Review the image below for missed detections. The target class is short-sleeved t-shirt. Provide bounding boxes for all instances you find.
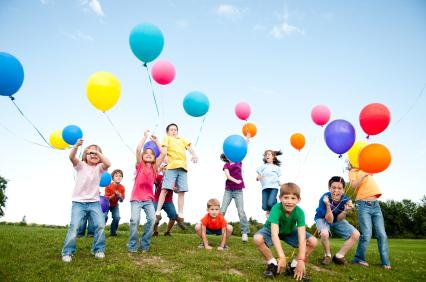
[72,161,106,202]
[130,162,156,202]
[201,213,227,231]
[223,162,245,190]
[349,169,382,200]
[264,203,305,235]
[105,183,125,207]
[314,192,350,222]
[256,164,281,190]
[162,136,191,171]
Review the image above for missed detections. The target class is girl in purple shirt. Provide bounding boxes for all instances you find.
[219,153,250,242]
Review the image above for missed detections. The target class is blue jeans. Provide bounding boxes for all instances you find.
[77,213,95,237]
[62,201,106,256]
[354,200,390,266]
[315,218,357,240]
[105,205,120,235]
[128,201,155,252]
[153,202,178,220]
[262,188,278,211]
[221,189,250,234]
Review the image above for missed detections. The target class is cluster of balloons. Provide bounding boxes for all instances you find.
[235,102,257,139]
[50,125,83,150]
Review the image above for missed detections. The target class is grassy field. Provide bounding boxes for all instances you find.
[0,224,425,281]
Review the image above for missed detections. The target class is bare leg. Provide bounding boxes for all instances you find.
[305,236,318,258]
[254,234,274,261]
[320,231,331,255]
[338,230,360,256]
[177,192,185,216]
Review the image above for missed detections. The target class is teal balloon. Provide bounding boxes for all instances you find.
[0,52,24,97]
[183,91,210,117]
[129,23,164,63]
[223,135,248,163]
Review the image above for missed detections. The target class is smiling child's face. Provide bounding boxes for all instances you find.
[329,181,344,201]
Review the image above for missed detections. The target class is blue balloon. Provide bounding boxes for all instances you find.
[100,195,110,213]
[324,119,356,155]
[143,141,160,158]
[129,23,164,63]
[0,52,24,97]
[62,125,83,145]
[99,172,112,187]
[183,91,210,117]
[223,135,248,163]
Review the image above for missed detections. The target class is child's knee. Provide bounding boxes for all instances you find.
[319,230,329,239]
[352,230,360,240]
[227,224,233,233]
[308,236,318,248]
[253,234,264,246]
[194,223,201,232]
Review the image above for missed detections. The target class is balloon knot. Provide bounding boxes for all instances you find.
[9,96,15,101]
[143,63,148,68]
[338,154,342,159]
[366,135,370,139]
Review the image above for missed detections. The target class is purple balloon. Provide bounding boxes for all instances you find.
[324,119,356,155]
[100,196,109,213]
[143,141,160,158]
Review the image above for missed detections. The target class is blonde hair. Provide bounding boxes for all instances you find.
[81,144,102,163]
[207,198,221,208]
[279,182,301,199]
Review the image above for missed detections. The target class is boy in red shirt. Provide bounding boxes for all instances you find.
[104,169,125,236]
[195,198,233,251]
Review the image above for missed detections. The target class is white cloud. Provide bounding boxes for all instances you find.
[216,4,241,20]
[80,0,105,16]
[270,22,304,39]
[62,30,94,41]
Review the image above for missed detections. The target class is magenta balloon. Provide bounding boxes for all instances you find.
[151,60,176,85]
[235,102,251,120]
[311,105,331,126]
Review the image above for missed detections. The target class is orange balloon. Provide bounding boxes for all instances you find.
[242,122,257,138]
[358,143,391,173]
[290,133,305,151]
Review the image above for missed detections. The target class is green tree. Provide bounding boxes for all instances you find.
[0,176,7,217]
[413,196,426,237]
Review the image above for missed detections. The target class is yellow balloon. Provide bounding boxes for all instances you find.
[348,140,368,168]
[50,130,69,150]
[86,72,121,112]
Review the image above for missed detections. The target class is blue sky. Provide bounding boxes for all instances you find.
[1,0,425,226]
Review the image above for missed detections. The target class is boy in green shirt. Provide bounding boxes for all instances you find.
[254,183,317,280]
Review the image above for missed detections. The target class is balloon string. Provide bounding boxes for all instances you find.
[0,120,51,149]
[194,115,207,148]
[394,82,426,126]
[295,133,319,182]
[9,97,53,148]
[143,63,160,133]
[103,112,134,155]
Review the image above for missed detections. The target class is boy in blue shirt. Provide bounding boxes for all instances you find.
[314,176,360,265]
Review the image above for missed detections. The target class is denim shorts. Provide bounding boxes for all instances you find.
[256,226,311,248]
[153,202,177,220]
[162,168,188,192]
[315,218,356,240]
[206,228,222,235]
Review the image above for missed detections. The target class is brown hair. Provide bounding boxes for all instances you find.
[279,182,301,199]
[81,144,102,163]
[111,169,123,178]
[263,150,283,166]
[207,198,221,208]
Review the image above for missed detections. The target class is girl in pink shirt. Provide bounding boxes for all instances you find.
[128,130,166,252]
[62,139,111,263]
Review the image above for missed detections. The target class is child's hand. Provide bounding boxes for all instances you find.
[75,139,83,147]
[323,196,330,205]
[235,179,242,184]
[151,135,158,142]
[277,257,287,273]
[191,155,198,163]
[205,245,212,250]
[256,175,263,181]
[143,130,149,138]
[345,203,353,211]
[294,260,305,281]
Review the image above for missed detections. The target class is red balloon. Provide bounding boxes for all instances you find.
[359,103,390,137]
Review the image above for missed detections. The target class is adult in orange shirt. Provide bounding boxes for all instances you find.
[349,166,391,269]
[195,198,233,251]
[104,169,125,236]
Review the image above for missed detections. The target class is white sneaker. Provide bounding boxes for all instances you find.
[94,252,105,259]
[62,255,72,262]
[242,233,248,242]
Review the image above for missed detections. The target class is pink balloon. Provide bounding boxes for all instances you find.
[151,60,176,85]
[311,105,331,126]
[235,102,251,120]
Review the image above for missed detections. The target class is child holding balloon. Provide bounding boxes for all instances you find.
[128,130,166,253]
[256,150,283,217]
[219,153,250,242]
[61,139,110,262]
[104,169,125,236]
[155,123,198,230]
[348,165,391,269]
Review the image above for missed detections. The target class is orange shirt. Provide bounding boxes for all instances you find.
[349,169,382,201]
[105,183,125,207]
[201,213,227,230]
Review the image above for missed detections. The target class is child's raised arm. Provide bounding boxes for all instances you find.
[187,144,198,163]
[69,139,83,166]
[136,130,149,165]
[271,224,286,273]
[153,135,166,167]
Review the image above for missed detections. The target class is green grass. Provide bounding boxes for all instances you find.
[0,224,425,281]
